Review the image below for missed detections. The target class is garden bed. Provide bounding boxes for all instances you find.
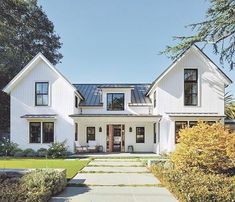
[0,169,67,202]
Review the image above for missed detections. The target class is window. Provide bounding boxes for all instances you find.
[75,123,78,141]
[153,91,156,108]
[136,127,145,143]
[29,122,54,143]
[189,121,198,128]
[35,82,49,106]
[42,122,54,143]
[206,121,216,125]
[184,69,198,106]
[153,123,156,143]
[87,127,95,143]
[107,93,124,111]
[75,96,78,108]
[29,122,41,143]
[175,121,187,143]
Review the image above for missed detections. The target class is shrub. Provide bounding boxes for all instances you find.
[151,162,235,202]
[0,137,19,156]
[171,122,235,173]
[48,141,68,158]
[37,148,48,157]
[24,148,37,157]
[14,151,26,157]
[20,169,67,202]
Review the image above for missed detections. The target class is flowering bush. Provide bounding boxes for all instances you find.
[171,121,235,173]
[0,137,19,156]
[47,141,68,158]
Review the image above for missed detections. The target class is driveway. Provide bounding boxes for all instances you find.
[51,158,177,202]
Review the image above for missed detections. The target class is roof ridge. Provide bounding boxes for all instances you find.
[73,83,151,85]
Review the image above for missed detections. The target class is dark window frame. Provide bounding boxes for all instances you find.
[153,91,156,108]
[35,82,49,106]
[107,93,125,111]
[29,122,41,143]
[87,127,95,143]
[175,121,187,144]
[42,122,54,143]
[75,96,78,108]
[75,123,78,141]
[136,127,145,143]
[184,69,198,106]
[153,123,156,143]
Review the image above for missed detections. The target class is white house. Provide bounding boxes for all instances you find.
[3,45,232,154]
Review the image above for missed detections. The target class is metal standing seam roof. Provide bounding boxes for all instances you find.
[73,84,152,106]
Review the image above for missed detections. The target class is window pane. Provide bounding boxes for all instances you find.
[153,123,156,143]
[42,95,48,105]
[36,95,43,105]
[75,123,78,141]
[43,122,54,143]
[136,127,145,143]
[42,83,48,94]
[175,121,187,143]
[107,93,124,111]
[184,70,197,81]
[189,121,198,128]
[87,127,95,143]
[30,122,41,143]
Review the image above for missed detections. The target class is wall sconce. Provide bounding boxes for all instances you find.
[129,127,132,132]
[99,127,102,132]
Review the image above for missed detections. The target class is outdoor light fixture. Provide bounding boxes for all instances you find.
[99,127,102,132]
[129,127,132,132]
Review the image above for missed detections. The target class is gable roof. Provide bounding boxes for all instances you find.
[3,53,84,100]
[146,44,232,96]
[74,83,152,106]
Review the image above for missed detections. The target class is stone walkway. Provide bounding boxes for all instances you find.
[51,158,177,202]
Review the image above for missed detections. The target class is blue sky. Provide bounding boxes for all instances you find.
[38,0,234,94]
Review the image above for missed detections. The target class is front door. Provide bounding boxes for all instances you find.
[106,124,125,152]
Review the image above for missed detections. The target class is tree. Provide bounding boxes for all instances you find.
[161,0,235,70]
[0,0,62,131]
[225,92,235,119]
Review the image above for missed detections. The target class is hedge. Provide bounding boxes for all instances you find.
[0,169,67,202]
[151,163,235,202]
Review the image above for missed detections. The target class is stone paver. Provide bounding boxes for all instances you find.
[51,186,177,202]
[82,166,148,173]
[88,161,143,166]
[51,158,177,202]
[69,173,159,185]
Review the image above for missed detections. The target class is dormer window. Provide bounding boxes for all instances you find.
[75,96,78,108]
[107,93,124,111]
[35,82,49,106]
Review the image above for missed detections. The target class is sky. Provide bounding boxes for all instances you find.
[38,0,234,94]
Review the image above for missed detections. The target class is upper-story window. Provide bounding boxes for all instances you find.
[184,69,198,106]
[153,91,156,108]
[35,82,49,106]
[75,96,78,108]
[107,93,124,111]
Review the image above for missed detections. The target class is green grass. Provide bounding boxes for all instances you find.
[0,158,90,179]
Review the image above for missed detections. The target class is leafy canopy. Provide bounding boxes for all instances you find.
[161,0,235,70]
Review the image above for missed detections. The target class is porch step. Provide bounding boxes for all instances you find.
[88,161,144,167]
[81,166,149,173]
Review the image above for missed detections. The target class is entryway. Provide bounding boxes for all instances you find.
[106,124,125,152]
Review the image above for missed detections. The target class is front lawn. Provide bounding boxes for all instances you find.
[0,158,90,179]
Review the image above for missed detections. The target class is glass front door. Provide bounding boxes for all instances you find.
[113,126,121,152]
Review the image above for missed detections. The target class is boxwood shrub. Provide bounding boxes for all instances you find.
[0,169,67,202]
[151,162,235,202]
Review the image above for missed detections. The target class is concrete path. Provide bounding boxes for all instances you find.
[51,158,177,202]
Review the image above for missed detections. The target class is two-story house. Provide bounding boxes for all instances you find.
[3,45,232,154]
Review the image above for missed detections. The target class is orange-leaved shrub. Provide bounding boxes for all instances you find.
[171,121,235,173]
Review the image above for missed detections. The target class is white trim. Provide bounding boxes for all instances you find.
[3,53,84,100]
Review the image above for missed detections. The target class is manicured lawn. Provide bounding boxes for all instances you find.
[0,158,90,179]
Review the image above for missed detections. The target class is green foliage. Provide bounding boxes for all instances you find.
[0,137,19,156]
[37,148,48,157]
[225,92,235,119]
[0,0,62,131]
[0,170,67,202]
[47,141,68,158]
[171,121,235,173]
[151,163,235,202]
[161,0,235,70]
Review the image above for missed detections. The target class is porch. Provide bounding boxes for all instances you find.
[69,114,161,153]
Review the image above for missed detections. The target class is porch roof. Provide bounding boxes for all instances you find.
[166,112,225,118]
[69,114,161,118]
[21,114,57,119]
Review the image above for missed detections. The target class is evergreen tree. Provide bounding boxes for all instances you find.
[161,0,235,70]
[0,0,62,131]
